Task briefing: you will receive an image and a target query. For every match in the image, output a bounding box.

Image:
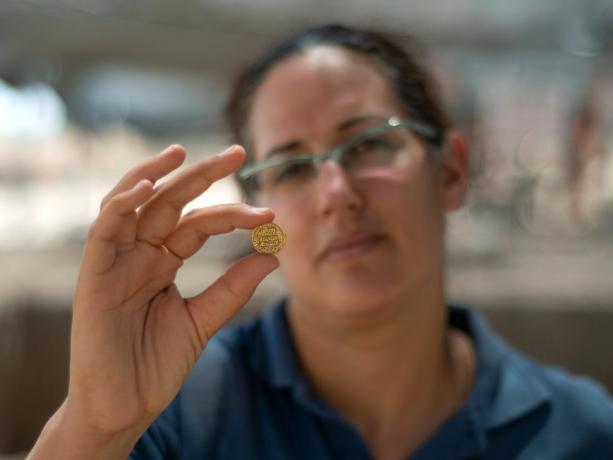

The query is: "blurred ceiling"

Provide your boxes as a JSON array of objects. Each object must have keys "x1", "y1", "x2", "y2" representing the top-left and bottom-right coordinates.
[
  {"x1": 2, "y1": 0, "x2": 612, "y2": 75},
  {"x1": 0, "y1": 0, "x2": 611, "y2": 132}
]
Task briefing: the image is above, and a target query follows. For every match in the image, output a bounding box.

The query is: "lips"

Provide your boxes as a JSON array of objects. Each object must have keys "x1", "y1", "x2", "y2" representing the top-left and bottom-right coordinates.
[{"x1": 321, "y1": 232, "x2": 383, "y2": 262}]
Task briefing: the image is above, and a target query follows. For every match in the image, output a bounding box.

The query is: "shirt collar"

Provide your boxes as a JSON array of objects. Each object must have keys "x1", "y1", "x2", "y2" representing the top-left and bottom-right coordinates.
[
  {"x1": 456, "y1": 303, "x2": 552, "y2": 431},
  {"x1": 248, "y1": 298, "x2": 552, "y2": 434}
]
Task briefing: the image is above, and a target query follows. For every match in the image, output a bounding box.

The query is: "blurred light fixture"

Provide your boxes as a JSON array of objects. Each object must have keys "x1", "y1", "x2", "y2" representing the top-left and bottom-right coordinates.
[
  {"x1": 0, "y1": 80, "x2": 67, "y2": 139},
  {"x1": 71, "y1": 64, "x2": 225, "y2": 135}
]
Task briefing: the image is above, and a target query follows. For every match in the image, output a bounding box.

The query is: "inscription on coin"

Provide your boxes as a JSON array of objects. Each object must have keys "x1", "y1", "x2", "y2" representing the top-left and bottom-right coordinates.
[{"x1": 251, "y1": 222, "x2": 286, "y2": 255}]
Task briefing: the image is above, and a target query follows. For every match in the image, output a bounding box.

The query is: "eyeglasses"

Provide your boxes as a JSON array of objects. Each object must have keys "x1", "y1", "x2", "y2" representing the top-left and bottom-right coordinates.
[{"x1": 237, "y1": 117, "x2": 439, "y2": 198}]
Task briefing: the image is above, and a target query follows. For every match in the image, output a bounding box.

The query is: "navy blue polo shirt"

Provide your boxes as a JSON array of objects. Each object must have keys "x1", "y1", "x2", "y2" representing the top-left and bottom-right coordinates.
[{"x1": 131, "y1": 300, "x2": 613, "y2": 459}]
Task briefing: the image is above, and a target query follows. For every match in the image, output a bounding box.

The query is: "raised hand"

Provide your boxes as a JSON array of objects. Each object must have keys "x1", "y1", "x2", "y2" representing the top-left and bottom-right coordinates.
[{"x1": 29, "y1": 144, "x2": 278, "y2": 458}]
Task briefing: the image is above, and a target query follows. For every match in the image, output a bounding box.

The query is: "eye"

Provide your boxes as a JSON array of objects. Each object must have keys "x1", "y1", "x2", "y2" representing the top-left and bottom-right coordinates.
[
  {"x1": 344, "y1": 135, "x2": 397, "y2": 164},
  {"x1": 272, "y1": 160, "x2": 313, "y2": 184}
]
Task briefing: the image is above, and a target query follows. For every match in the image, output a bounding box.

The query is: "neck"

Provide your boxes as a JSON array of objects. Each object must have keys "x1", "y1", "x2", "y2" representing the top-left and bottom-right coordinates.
[{"x1": 286, "y1": 279, "x2": 475, "y2": 458}]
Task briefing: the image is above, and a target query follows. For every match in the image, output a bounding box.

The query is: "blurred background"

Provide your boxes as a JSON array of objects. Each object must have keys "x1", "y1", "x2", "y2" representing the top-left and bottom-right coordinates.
[{"x1": 1, "y1": 0, "x2": 613, "y2": 456}]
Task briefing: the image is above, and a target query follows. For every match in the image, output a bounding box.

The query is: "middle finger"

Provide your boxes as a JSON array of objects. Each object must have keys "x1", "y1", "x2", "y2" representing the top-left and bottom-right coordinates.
[{"x1": 136, "y1": 145, "x2": 246, "y2": 245}]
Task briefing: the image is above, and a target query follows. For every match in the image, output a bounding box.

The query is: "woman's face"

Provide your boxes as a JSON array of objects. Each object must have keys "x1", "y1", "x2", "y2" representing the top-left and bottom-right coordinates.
[{"x1": 247, "y1": 46, "x2": 457, "y2": 318}]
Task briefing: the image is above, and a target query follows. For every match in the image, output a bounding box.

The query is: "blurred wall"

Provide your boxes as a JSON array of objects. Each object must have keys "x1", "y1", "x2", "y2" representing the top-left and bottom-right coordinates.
[{"x1": 1, "y1": 0, "x2": 613, "y2": 456}]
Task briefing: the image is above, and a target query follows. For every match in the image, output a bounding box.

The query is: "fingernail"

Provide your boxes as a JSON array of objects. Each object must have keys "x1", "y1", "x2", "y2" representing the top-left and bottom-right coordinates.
[
  {"x1": 221, "y1": 145, "x2": 238, "y2": 156},
  {"x1": 163, "y1": 144, "x2": 181, "y2": 154},
  {"x1": 252, "y1": 207, "x2": 271, "y2": 213}
]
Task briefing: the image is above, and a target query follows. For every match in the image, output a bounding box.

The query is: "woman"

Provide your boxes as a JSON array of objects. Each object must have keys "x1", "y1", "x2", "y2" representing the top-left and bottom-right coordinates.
[{"x1": 29, "y1": 25, "x2": 613, "y2": 460}]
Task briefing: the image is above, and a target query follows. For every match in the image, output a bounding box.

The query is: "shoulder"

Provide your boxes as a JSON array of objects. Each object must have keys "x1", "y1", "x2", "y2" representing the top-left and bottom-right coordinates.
[
  {"x1": 533, "y1": 362, "x2": 613, "y2": 434},
  {"x1": 463, "y1": 305, "x2": 613, "y2": 431},
  {"x1": 462, "y1": 305, "x2": 613, "y2": 457},
  {"x1": 502, "y1": 336, "x2": 613, "y2": 422},
  {"x1": 498, "y1": 340, "x2": 613, "y2": 455}
]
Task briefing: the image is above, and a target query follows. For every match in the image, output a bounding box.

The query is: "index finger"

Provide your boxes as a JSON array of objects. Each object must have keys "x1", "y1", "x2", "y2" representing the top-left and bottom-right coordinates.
[{"x1": 99, "y1": 144, "x2": 186, "y2": 211}]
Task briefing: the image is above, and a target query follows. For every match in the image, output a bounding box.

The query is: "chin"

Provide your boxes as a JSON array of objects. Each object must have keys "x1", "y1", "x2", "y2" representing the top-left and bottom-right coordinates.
[{"x1": 322, "y1": 283, "x2": 403, "y2": 319}]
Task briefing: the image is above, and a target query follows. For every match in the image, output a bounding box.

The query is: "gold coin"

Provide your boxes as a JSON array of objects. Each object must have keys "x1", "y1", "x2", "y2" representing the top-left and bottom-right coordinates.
[{"x1": 251, "y1": 222, "x2": 286, "y2": 255}]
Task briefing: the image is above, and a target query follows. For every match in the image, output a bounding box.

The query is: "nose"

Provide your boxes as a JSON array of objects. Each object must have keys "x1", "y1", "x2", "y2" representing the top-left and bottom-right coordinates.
[{"x1": 314, "y1": 159, "x2": 364, "y2": 217}]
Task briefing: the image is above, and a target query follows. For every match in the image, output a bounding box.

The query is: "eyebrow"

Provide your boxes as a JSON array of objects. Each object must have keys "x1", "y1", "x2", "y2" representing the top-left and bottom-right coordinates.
[
  {"x1": 263, "y1": 113, "x2": 389, "y2": 159},
  {"x1": 264, "y1": 140, "x2": 301, "y2": 159},
  {"x1": 337, "y1": 113, "x2": 388, "y2": 131}
]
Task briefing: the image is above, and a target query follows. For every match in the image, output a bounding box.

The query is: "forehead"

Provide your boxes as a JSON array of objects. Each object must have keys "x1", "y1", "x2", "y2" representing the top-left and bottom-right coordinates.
[{"x1": 248, "y1": 46, "x2": 402, "y2": 159}]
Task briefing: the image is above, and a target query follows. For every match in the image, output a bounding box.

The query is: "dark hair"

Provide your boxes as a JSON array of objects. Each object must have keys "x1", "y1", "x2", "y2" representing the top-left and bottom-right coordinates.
[{"x1": 225, "y1": 24, "x2": 451, "y2": 192}]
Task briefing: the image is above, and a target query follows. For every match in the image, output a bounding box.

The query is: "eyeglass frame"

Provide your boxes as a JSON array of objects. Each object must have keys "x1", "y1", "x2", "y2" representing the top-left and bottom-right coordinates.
[{"x1": 237, "y1": 116, "x2": 442, "y2": 194}]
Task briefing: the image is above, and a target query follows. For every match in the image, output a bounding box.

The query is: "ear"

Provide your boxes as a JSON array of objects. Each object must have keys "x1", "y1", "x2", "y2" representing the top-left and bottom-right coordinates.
[{"x1": 437, "y1": 130, "x2": 469, "y2": 212}]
